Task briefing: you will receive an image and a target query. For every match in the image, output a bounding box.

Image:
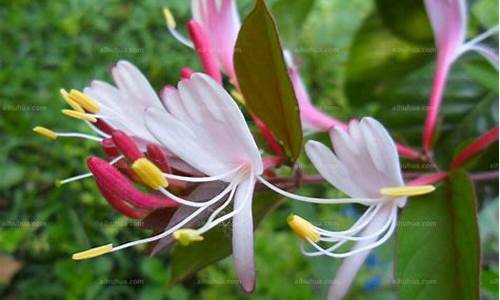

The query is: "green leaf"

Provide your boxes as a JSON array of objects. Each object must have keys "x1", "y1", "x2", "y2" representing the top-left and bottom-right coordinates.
[
  {"x1": 234, "y1": 0, "x2": 303, "y2": 162},
  {"x1": 169, "y1": 191, "x2": 285, "y2": 285},
  {"x1": 270, "y1": 0, "x2": 315, "y2": 46},
  {"x1": 345, "y1": 12, "x2": 432, "y2": 109},
  {"x1": 375, "y1": 0, "x2": 433, "y2": 44},
  {"x1": 396, "y1": 170, "x2": 480, "y2": 300}
]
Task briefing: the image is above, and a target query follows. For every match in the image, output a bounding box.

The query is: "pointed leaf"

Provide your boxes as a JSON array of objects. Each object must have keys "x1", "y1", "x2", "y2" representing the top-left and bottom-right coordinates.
[
  {"x1": 396, "y1": 170, "x2": 480, "y2": 300},
  {"x1": 234, "y1": 0, "x2": 303, "y2": 162}
]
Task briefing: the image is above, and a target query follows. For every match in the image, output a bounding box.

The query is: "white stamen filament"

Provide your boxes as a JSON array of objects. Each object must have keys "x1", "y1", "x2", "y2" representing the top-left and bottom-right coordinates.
[
  {"x1": 159, "y1": 179, "x2": 237, "y2": 207},
  {"x1": 85, "y1": 120, "x2": 111, "y2": 138},
  {"x1": 57, "y1": 155, "x2": 124, "y2": 186},
  {"x1": 57, "y1": 132, "x2": 103, "y2": 142},
  {"x1": 301, "y1": 206, "x2": 398, "y2": 258},
  {"x1": 462, "y1": 25, "x2": 499, "y2": 49},
  {"x1": 111, "y1": 174, "x2": 247, "y2": 252},
  {"x1": 168, "y1": 27, "x2": 194, "y2": 48},
  {"x1": 315, "y1": 204, "x2": 381, "y2": 237},
  {"x1": 163, "y1": 166, "x2": 241, "y2": 183},
  {"x1": 196, "y1": 174, "x2": 254, "y2": 235},
  {"x1": 257, "y1": 176, "x2": 379, "y2": 205}
]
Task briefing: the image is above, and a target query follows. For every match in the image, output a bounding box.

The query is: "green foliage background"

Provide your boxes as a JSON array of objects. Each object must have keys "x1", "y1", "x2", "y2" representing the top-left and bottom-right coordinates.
[{"x1": 0, "y1": 0, "x2": 497, "y2": 299}]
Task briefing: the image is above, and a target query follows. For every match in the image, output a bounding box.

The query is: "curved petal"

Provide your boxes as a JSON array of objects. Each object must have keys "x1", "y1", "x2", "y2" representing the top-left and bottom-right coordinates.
[
  {"x1": 111, "y1": 60, "x2": 163, "y2": 109},
  {"x1": 153, "y1": 73, "x2": 263, "y2": 175},
  {"x1": 360, "y1": 118, "x2": 404, "y2": 187},
  {"x1": 305, "y1": 141, "x2": 363, "y2": 198},
  {"x1": 232, "y1": 176, "x2": 256, "y2": 293}
]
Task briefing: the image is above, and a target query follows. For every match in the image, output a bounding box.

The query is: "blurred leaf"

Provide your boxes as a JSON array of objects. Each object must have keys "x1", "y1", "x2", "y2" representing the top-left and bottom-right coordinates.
[
  {"x1": 270, "y1": 0, "x2": 315, "y2": 46},
  {"x1": 234, "y1": 0, "x2": 303, "y2": 162},
  {"x1": 375, "y1": 0, "x2": 433, "y2": 44},
  {"x1": 169, "y1": 191, "x2": 284, "y2": 285},
  {"x1": 396, "y1": 170, "x2": 480, "y2": 300},
  {"x1": 472, "y1": 0, "x2": 499, "y2": 28},
  {"x1": 462, "y1": 60, "x2": 499, "y2": 93},
  {"x1": 345, "y1": 12, "x2": 432, "y2": 110}
]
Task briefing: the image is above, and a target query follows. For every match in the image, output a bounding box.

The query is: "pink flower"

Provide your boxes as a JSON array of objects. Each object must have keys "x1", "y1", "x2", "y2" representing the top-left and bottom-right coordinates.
[{"x1": 422, "y1": 0, "x2": 498, "y2": 152}]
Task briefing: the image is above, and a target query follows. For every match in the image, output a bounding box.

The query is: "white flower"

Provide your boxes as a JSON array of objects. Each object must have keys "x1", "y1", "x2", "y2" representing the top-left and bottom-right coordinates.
[{"x1": 258, "y1": 117, "x2": 435, "y2": 299}]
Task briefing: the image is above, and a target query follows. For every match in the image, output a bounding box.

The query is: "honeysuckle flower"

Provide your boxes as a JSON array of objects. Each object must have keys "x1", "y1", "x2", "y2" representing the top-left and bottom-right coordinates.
[
  {"x1": 164, "y1": 0, "x2": 240, "y2": 81},
  {"x1": 257, "y1": 117, "x2": 435, "y2": 299},
  {"x1": 72, "y1": 73, "x2": 263, "y2": 292},
  {"x1": 423, "y1": 0, "x2": 499, "y2": 152}
]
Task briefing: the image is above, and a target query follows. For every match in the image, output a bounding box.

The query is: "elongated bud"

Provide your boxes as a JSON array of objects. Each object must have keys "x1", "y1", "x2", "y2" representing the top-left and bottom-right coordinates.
[
  {"x1": 111, "y1": 130, "x2": 143, "y2": 162},
  {"x1": 72, "y1": 244, "x2": 113, "y2": 260},
  {"x1": 173, "y1": 229, "x2": 204, "y2": 246},
  {"x1": 132, "y1": 158, "x2": 168, "y2": 190},
  {"x1": 95, "y1": 119, "x2": 114, "y2": 135},
  {"x1": 101, "y1": 138, "x2": 120, "y2": 157},
  {"x1": 187, "y1": 20, "x2": 222, "y2": 83},
  {"x1": 146, "y1": 144, "x2": 170, "y2": 172},
  {"x1": 450, "y1": 127, "x2": 499, "y2": 169},
  {"x1": 95, "y1": 181, "x2": 148, "y2": 219},
  {"x1": 287, "y1": 214, "x2": 320, "y2": 242},
  {"x1": 88, "y1": 156, "x2": 175, "y2": 209},
  {"x1": 33, "y1": 126, "x2": 58, "y2": 140}
]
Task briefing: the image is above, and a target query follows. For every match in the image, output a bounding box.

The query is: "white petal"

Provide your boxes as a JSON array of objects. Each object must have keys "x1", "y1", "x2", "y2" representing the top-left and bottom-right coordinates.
[
  {"x1": 111, "y1": 60, "x2": 163, "y2": 110},
  {"x1": 145, "y1": 107, "x2": 227, "y2": 177},
  {"x1": 360, "y1": 117, "x2": 403, "y2": 186},
  {"x1": 305, "y1": 141, "x2": 363, "y2": 198},
  {"x1": 330, "y1": 127, "x2": 383, "y2": 197},
  {"x1": 232, "y1": 177, "x2": 256, "y2": 293}
]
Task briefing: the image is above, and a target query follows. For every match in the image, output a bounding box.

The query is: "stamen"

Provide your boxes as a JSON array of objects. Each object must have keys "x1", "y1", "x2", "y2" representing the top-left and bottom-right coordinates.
[
  {"x1": 62, "y1": 109, "x2": 97, "y2": 123},
  {"x1": 72, "y1": 244, "x2": 113, "y2": 260},
  {"x1": 163, "y1": 166, "x2": 241, "y2": 183},
  {"x1": 163, "y1": 7, "x2": 194, "y2": 48},
  {"x1": 173, "y1": 229, "x2": 204, "y2": 246},
  {"x1": 380, "y1": 185, "x2": 435, "y2": 197},
  {"x1": 159, "y1": 180, "x2": 236, "y2": 207},
  {"x1": 60, "y1": 89, "x2": 84, "y2": 112},
  {"x1": 257, "y1": 176, "x2": 378, "y2": 205},
  {"x1": 163, "y1": 7, "x2": 176, "y2": 29},
  {"x1": 69, "y1": 89, "x2": 100, "y2": 113},
  {"x1": 287, "y1": 214, "x2": 320, "y2": 242},
  {"x1": 33, "y1": 126, "x2": 58, "y2": 140},
  {"x1": 131, "y1": 158, "x2": 168, "y2": 189}
]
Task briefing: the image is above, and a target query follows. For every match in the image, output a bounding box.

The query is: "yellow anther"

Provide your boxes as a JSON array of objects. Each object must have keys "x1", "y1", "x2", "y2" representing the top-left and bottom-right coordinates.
[
  {"x1": 163, "y1": 7, "x2": 176, "y2": 29},
  {"x1": 230, "y1": 90, "x2": 245, "y2": 105},
  {"x1": 60, "y1": 89, "x2": 84, "y2": 112},
  {"x1": 173, "y1": 229, "x2": 204, "y2": 246},
  {"x1": 69, "y1": 89, "x2": 100, "y2": 113},
  {"x1": 380, "y1": 185, "x2": 436, "y2": 197},
  {"x1": 72, "y1": 244, "x2": 113, "y2": 260},
  {"x1": 131, "y1": 158, "x2": 168, "y2": 190},
  {"x1": 287, "y1": 214, "x2": 320, "y2": 242},
  {"x1": 62, "y1": 109, "x2": 97, "y2": 123},
  {"x1": 33, "y1": 126, "x2": 58, "y2": 140}
]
